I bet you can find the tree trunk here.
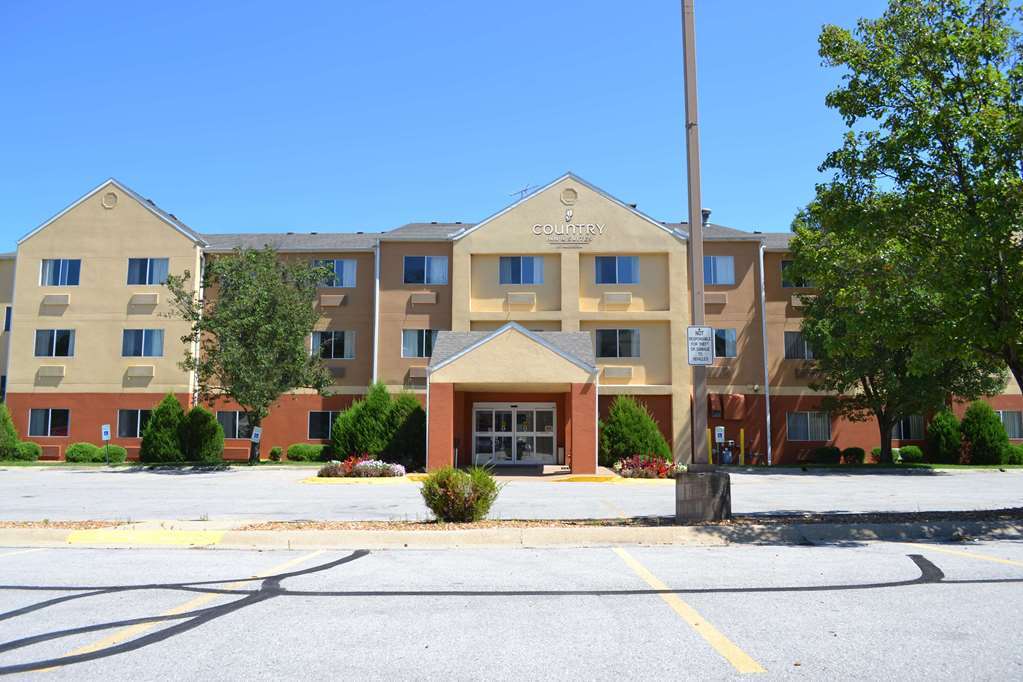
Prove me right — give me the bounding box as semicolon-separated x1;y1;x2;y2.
247;415;261;466
1007;359;1023;399
877;419;895;465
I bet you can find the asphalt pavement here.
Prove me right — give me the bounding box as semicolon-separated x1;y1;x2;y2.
0;540;1021;679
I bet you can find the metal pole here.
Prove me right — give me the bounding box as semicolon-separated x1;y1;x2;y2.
682;0;708;465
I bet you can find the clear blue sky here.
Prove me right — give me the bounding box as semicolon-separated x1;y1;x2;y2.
0;0;889;247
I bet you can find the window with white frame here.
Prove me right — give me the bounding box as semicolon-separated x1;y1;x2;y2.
312;259;357;288
997;410;1023;439
783;331;815;360
714;328;737;358
217;411;253;439
122;329;164;357
312;331;355;359
704;255;735;285
29;408;69;437
126;258;169;285
595;329;640;358
40;259;80;286
499;256;544;285
308;411;341;439
403;256;448;284
786;411;831;441
118;409;152;438
780;260;812;288
893;415;925;440
594;256;639;284
402;329;439;358
34;329;75;357
4;306;11;332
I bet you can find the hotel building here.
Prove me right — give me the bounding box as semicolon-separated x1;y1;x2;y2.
3;174;1021;469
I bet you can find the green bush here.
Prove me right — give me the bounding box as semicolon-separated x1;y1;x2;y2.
14;441;42;461
331;383;392;457
269;446;283;462
140;394;186;463
898;445;924;463
960;401;1009;465
0;405;19;460
65;442;102;463
179;406;224;464
870;446;882;462
286;443;329;462
926;410;962;464
599;396;671;466
382;392;426;471
841;447;865;464
809;445;841;464
420;466;500;522
101;444;128;463
1006;444;1023;465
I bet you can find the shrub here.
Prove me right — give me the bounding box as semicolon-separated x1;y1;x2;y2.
317;460;346;477
420;466;500;522
0;405;19;460
100;444;128;464
613;455;685;478
14;441;42;461
140;394;186;463
179;406;224;464
599;396;671;466
898;445;924;463
809;446;841;464
382;392;426;471
841;447;866;465
870;446;882;462
350;460;405;477
268;446;283;462
926;410;962;464
65;442;102;463
1006;444;1023;465
960;401;1009;465
287;443;329;462
331;383;392;457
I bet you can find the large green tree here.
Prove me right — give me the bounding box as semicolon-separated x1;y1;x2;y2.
815;0;1023;392
167;248;331;464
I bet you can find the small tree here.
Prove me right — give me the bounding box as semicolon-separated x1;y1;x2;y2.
331;383;392;457
926;410;962;464
167;247;331;464
599;396;671;466
140;394;185;463
0;404;19;460
960;401;1009;465
180;406;225;464
383;392;426;470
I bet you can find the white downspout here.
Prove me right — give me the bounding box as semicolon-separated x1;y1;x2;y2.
372;240;381;384
757;242;772;466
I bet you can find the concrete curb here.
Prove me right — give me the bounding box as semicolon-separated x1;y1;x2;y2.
0;519;1018;550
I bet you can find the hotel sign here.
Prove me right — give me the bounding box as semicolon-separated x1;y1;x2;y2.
532;209;605;246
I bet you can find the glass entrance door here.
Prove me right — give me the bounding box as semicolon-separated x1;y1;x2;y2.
474;403;556;465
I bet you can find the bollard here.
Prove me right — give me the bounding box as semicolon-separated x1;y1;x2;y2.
675;469;731;524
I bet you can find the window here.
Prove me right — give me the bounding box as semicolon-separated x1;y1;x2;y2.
308;411;341;439
3;306;10;332
893;415;925;440
783;331;815;360
34;329;75;357
40;259;81;286
781;260;811;288
714;328;737;358
997;410;1023;439
704;256;735;285
312;259;357;288
499;256;544;285
29;408;69;437
595;256;639;284
786;411;831;441
217;411;252;439
402;329;439;358
403;256;448;284
122;329;164;357
595;329;641;358
312;331;355;359
117;409;152;438
126;258;169;285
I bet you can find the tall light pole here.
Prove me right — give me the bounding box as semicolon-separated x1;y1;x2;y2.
682;0;709;465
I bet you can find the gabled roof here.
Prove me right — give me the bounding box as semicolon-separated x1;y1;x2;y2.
448;172;685;242
383;223;470;241
761;232;794;250
203;231;380;252
428;322;597;374
18;178;208;247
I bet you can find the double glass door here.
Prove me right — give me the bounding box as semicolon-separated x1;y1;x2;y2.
473;403;556;465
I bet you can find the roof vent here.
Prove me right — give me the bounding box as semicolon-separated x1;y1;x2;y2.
169;214;178;220
146;199;155;206
356;231;364;234
287;231;295;235
455;221;462;224
310;232;318;235
628;203;637;209
430;221;437;224
753;230;762;234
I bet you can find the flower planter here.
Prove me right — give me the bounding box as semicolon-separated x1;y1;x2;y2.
675;469;731;524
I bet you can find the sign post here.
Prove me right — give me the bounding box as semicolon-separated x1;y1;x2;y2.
100;423;111;466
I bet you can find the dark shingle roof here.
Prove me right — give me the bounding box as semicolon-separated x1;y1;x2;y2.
201;232;380;252
761;232;794;250
665;222;767;241
429;327;596;370
383;223;474;240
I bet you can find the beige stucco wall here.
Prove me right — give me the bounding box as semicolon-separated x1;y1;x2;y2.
703;241;766;392
470;320;561;332
469;254;561;312
430;328;593;385
578;253;669;312
9;182;202;394
0;258;15;383
579;320;672;386
762;250;819;395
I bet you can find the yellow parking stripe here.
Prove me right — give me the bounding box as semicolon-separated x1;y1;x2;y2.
0;548;46;559
66;530;224;546
899;543;1023;568
613;547;765;674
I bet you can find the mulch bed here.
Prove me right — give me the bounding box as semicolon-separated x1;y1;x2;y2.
0;520;123;529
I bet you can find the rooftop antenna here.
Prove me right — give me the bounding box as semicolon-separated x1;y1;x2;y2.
509;184;541;200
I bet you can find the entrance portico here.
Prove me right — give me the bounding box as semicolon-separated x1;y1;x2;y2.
426;324;599;474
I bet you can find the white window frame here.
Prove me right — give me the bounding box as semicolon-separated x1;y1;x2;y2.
217;411;252;439
783;331;815;360
997;410;1023;439
594;256;639;285
403;256;448;285
122;329;164;357
312;258;357;288
312;330;356;360
126;258;170;285
893;415;926;441
499;256;545;285
40;259;81;287
308;410;341;439
595;328;641;359
401;329;438;358
714;328;737;358
34;329;75;357
704;255;735;286
28;408;70;437
786;411;831;442
117;408;152;438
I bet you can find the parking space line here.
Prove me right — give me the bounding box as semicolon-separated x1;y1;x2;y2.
898;543;1023;568
613;547;765;674
0;548;46;559
56;550;326;662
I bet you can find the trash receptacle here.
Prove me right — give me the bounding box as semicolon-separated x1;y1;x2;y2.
675;470;731;523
